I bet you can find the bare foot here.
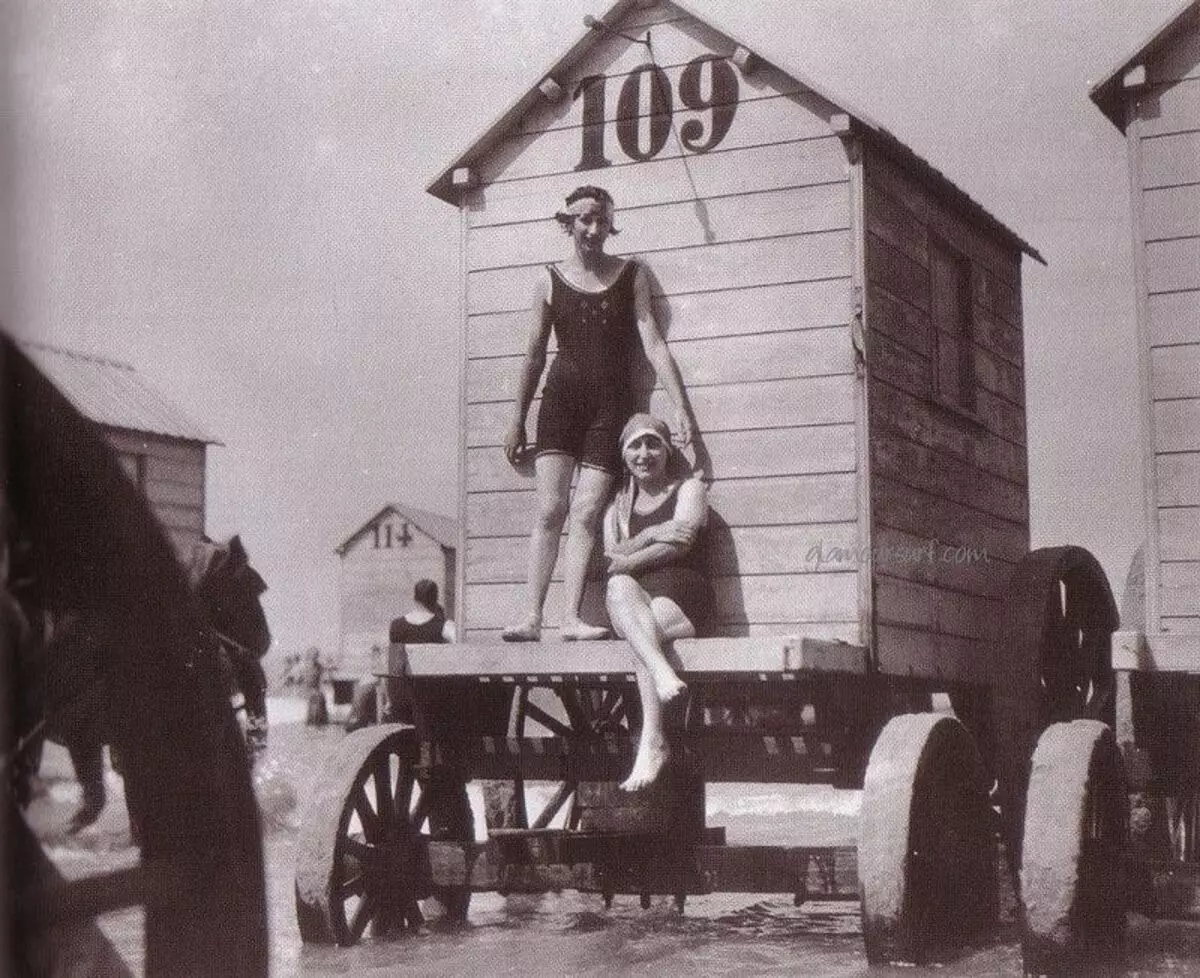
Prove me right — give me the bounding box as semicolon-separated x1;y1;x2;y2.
620;735;670;792
561;621;610;641
656;676;688;705
501;619;541;642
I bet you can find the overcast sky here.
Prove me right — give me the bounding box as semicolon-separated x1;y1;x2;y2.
4;0;1183;658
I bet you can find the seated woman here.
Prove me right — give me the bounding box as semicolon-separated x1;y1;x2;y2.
603;413;711;791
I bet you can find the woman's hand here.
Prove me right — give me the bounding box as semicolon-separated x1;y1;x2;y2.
673;410;694;449
644;521;697;548
606;552;635;576
503;421;527;468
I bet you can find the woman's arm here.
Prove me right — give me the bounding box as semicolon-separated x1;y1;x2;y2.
504;271;553;467
632;264;695;447
607;480;708;575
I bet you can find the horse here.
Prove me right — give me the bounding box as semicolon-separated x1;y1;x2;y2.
27;534;272;832
187;534;272;756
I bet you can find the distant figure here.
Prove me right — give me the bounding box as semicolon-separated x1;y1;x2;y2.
390;579;457;645
501;185;695;642
603;413;711;791
302;647;328;726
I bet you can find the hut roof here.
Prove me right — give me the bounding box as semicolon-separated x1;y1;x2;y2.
336;503;458;555
21;341;218;444
1090;0;1199;132
426;0;1044;264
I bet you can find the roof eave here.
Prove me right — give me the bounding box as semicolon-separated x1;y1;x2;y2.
1088;0;1199;133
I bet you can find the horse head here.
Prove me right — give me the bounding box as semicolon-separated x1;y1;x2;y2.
188;534;271;659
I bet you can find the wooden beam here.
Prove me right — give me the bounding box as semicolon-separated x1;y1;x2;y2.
537;77;564;102
427;839;859;898
1114;629;1200;672
1123;64;1148;90
390;636;869;680
731;45;761;75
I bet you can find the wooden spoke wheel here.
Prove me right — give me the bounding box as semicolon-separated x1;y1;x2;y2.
1021;720;1128;975
993;547;1120;858
494;683;637;833
295;724;472;945
860;713;997;965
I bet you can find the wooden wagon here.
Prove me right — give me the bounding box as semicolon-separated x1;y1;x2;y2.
294;2;1131;971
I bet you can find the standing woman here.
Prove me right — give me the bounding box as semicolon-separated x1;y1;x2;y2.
604;413;711;790
502;186;694;642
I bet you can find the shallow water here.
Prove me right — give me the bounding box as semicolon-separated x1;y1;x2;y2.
30;699;1200;976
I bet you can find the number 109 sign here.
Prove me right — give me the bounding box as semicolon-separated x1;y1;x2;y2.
574;54;740;170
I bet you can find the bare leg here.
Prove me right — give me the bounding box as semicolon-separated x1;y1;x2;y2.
558;465;615;639
606;576;694;790
504;453;574;640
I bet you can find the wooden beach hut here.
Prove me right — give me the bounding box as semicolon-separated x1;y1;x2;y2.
21;340;217;560
334;502;457;678
427;0;1043;685
1093;0;1200;668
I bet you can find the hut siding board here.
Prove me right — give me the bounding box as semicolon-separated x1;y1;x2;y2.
466;375;857;448
467;230;852;316
466;138;850;227
467;424;857;492
1136;32;1200;581
467;278;853;357
1149;290;1200;345
468;183;851;271
465;573;859;631
863;146;1026;683
460;25;860;636
103;427;206;558
1158;452;1200;506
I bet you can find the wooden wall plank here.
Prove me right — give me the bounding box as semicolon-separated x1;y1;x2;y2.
874;576;999;642
1154;399;1200;452
469;183;850;271
869;527;1015;600
464;571;858;629
1141;132;1200;190
466;374;858;447
1151;344;1200;399
1157;451;1200;506
1161;561;1200;616
143;478;204;509
466;472;859;537
871;432;1028;524
1160;507;1200;562
468;327;853;403
1147;237;1200;294
465;521;861;583
144;456;205;487
1148;290;1200;346
872;475;1028;564
874;623;989;683
467;136;849;226
467;278;853;357
104;430;207;464
866;233;929;313
868;379;1027;483
865;149;1019;285
468;230;851;315
467;423;856;492
1137;77;1200;138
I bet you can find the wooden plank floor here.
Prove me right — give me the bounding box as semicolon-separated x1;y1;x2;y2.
382;636;869;680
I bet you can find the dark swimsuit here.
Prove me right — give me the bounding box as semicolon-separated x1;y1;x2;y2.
535;260;639;475
623;484;712;629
